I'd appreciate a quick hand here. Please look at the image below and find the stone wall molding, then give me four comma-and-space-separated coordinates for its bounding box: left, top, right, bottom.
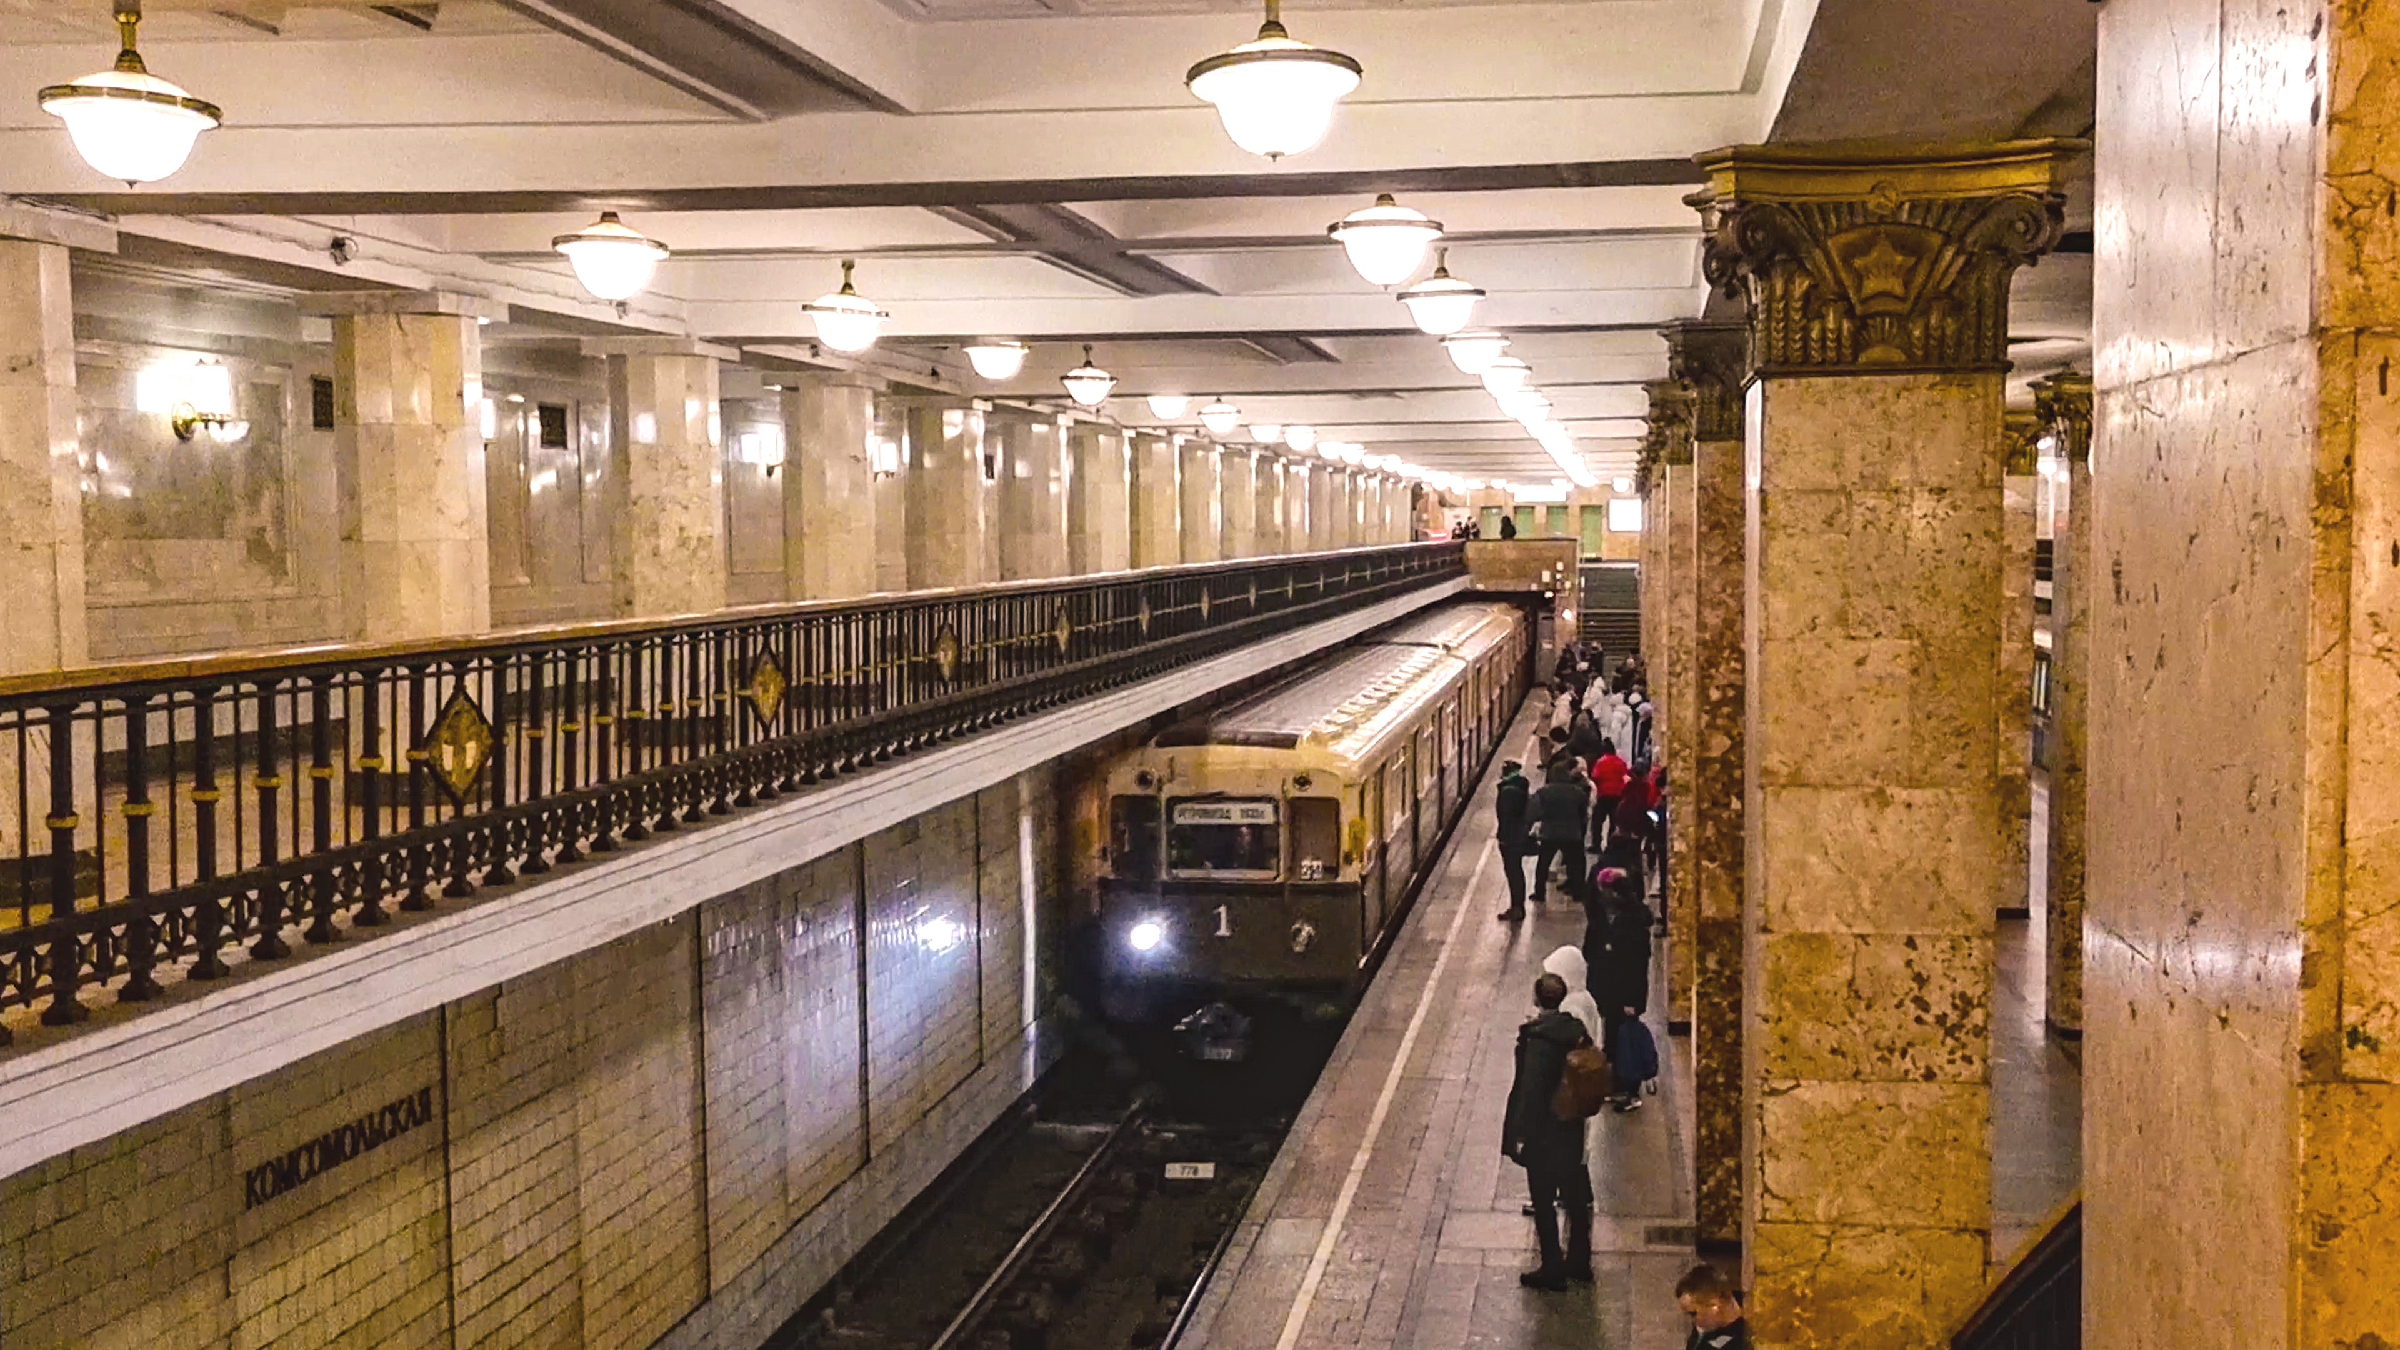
1689, 140, 2082, 377
1643, 378, 1694, 467
1663, 320, 1749, 442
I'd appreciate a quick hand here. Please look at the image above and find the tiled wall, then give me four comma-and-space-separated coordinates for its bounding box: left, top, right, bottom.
0, 769, 1066, 1350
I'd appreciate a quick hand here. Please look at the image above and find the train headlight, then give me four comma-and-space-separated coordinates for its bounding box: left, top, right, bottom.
1129, 920, 1165, 952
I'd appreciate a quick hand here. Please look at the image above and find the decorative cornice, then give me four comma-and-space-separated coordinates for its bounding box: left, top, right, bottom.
2032, 371, 2092, 464
1661, 320, 1748, 442
1687, 140, 2082, 378
2001, 410, 2042, 476
1642, 379, 1693, 467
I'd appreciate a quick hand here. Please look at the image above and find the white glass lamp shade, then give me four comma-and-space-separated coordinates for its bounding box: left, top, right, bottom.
1480, 356, 1532, 396
1441, 329, 1509, 375
551, 212, 669, 302
1504, 391, 1553, 424
802, 260, 889, 353
1061, 345, 1118, 407
1395, 249, 1485, 336
1283, 424, 1316, 451
1248, 423, 1284, 444
39, 16, 221, 186
1612, 476, 1634, 493
964, 341, 1030, 380
1200, 399, 1242, 436
1186, 7, 1362, 161
1147, 394, 1191, 419
1327, 194, 1442, 287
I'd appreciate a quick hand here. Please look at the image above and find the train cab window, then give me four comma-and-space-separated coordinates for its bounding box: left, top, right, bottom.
1111, 796, 1162, 881
1166, 798, 1281, 879
1290, 797, 1340, 882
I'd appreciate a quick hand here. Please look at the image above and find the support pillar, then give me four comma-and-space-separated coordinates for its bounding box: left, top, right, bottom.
319, 292, 496, 641
1067, 422, 1129, 575
996, 410, 1069, 581
1178, 438, 1221, 564
1128, 431, 1180, 568
1692, 141, 2074, 1346
1998, 411, 2042, 919
1254, 455, 1287, 555
1638, 457, 1664, 671
1654, 383, 1700, 1029
601, 342, 727, 617
0, 239, 88, 673
780, 373, 878, 600
1308, 464, 1337, 551
1220, 448, 1257, 558
905, 401, 992, 589
2035, 375, 2090, 1037
1666, 319, 1749, 1251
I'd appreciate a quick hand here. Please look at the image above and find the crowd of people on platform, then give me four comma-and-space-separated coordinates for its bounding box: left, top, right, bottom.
1489, 639, 1743, 1341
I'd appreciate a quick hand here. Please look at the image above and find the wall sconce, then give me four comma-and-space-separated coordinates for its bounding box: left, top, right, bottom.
871, 436, 902, 478
139, 356, 247, 442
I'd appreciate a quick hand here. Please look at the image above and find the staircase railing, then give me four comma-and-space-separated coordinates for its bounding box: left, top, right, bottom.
0, 543, 1464, 1041
1951, 1197, 2081, 1350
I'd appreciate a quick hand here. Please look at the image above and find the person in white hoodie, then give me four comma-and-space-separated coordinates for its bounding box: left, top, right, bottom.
1542, 946, 1604, 1047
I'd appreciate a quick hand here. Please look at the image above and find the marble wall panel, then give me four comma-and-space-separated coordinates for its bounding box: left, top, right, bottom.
873, 402, 911, 593
1066, 423, 1129, 576
724, 397, 787, 604
607, 353, 727, 619
1219, 448, 1257, 559
1128, 432, 1180, 569
2044, 451, 2091, 1034
1178, 441, 1221, 564
486, 372, 613, 628
334, 312, 490, 642
1666, 460, 1698, 1024
782, 377, 878, 601
1691, 434, 1746, 1247
996, 412, 1069, 582
1999, 470, 2037, 919
905, 403, 993, 590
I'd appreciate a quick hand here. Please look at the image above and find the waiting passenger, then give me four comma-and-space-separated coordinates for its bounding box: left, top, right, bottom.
1498, 513, 1519, 539
1674, 1264, 1750, 1349
1502, 972, 1595, 1290
1588, 738, 1629, 849
1566, 706, 1605, 767
1530, 762, 1590, 906
1584, 868, 1652, 1111
1495, 760, 1533, 922
1541, 946, 1604, 1045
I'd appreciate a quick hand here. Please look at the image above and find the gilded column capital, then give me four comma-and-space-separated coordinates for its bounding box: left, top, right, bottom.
1644, 379, 1694, 467
2002, 410, 2042, 476
1662, 320, 1748, 442
1687, 140, 2083, 377
2033, 371, 2093, 463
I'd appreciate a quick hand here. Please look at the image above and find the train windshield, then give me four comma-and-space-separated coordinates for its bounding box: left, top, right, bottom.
1111, 796, 1162, 881
1165, 799, 1281, 879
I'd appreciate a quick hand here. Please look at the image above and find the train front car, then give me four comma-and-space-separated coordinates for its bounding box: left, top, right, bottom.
1095, 603, 1527, 1023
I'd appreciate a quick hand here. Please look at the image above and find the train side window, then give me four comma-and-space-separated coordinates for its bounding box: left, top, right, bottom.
1385, 760, 1408, 834
1290, 797, 1340, 881
1110, 795, 1162, 881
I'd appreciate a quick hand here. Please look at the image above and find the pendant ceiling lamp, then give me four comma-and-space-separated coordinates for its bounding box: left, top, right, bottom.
1502, 390, 1553, 423
1480, 355, 1532, 396
39, 4, 221, 185
1327, 194, 1443, 287
1441, 329, 1509, 375
1395, 249, 1484, 336
551, 212, 669, 302
1186, 0, 1361, 160
1199, 399, 1242, 436
1147, 394, 1191, 419
1283, 424, 1316, 451
964, 340, 1030, 380
1249, 423, 1284, 444
1061, 345, 1118, 406
802, 260, 889, 353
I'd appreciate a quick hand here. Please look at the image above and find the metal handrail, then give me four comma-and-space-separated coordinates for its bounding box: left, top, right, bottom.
1949, 1195, 2081, 1350
0, 543, 1465, 1039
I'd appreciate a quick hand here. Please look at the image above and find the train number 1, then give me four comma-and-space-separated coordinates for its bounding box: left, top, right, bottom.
1214, 905, 1233, 938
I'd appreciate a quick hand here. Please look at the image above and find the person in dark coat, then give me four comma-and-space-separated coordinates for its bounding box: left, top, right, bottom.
1565, 709, 1604, 768
1583, 869, 1654, 1108
1530, 761, 1590, 906
1498, 513, 1519, 539
1494, 761, 1533, 921
1598, 769, 1650, 901
1502, 973, 1594, 1289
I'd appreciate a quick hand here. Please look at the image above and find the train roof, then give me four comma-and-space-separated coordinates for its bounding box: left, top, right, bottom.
1151, 602, 1519, 765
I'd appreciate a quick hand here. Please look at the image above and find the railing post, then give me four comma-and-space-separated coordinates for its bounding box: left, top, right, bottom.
39, 703, 88, 1025
556, 647, 588, 862
189, 685, 228, 979
356, 670, 390, 927
249, 680, 291, 961
120, 694, 163, 1001
305, 675, 339, 943
519, 653, 551, 875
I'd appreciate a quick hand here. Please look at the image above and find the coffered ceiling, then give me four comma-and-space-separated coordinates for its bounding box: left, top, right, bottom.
0, 0, 2098, 482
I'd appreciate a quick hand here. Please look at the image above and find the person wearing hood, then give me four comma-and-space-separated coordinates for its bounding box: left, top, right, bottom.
1542, 947, 1604, 1045
1503, 972, 1595, 1290
1495, 761, 1533, 921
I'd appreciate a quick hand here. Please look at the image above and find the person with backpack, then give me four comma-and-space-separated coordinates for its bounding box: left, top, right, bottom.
1503, 972, 1598, 1290
1585, 868, 1656, 1110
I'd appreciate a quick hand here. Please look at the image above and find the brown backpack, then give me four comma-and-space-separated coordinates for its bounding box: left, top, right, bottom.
1551, 1035, 1612, 1121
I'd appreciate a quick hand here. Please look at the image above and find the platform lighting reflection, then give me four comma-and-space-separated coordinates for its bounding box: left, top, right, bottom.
920, 916, 966, 952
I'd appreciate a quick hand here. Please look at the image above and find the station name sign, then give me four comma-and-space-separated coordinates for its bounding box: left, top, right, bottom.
243, 1085, 435, 1210
1172, 801, 1277, 826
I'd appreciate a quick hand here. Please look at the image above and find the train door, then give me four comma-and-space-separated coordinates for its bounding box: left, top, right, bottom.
1361, 773, 1386, 941
1384, 754, 1414, 890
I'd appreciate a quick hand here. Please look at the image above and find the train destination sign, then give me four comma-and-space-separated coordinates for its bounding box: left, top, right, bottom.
243, 1084, 436, 1210
1172, 801, 1277, 826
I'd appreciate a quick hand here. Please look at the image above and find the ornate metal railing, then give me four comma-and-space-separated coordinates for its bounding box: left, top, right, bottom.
0, 543, 1464, 1040
1951, 1199, 2080, 1350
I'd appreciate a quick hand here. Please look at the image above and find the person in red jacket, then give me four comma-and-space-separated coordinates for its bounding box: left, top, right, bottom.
1588, 740, 1628, 850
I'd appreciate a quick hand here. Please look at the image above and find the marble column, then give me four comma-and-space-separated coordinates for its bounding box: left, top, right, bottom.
0, 239, 88, 674
1637, 460, 1664, 672
780, 372, 879, 600
905, 401, 993, 589
1128, 431, 1180, 569
1662, 409, 1700, 1031
1253, 454, 1287, 556
1308, 465, 1338, 551
2035, 375, 2090, 1037
1178, 438, 1221, 564
1219, 447, 1257, 558
997, 410, 1069, 581
318, 291, 495, 642
2089, 3, 2400, 1338
1998, 411, 2042, 918
1691, 141, 2075, 1346
602, 342, 727, 618
1066, 422, 1128, 575
1666, 319, 1749, 1251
